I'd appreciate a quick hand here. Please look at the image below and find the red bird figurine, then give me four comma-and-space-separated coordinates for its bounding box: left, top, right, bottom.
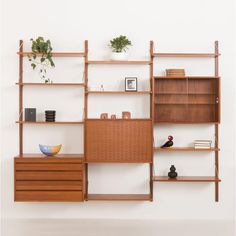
161, 135, 174, 148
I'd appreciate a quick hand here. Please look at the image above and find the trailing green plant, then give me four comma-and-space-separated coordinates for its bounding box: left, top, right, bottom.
28, 36, 55, 83
109, 35, 132, 53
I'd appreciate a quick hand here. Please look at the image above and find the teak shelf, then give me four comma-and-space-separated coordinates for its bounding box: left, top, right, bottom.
17, 52, 85, 57
15, 40, 220, 202
153, 147, 220, 152
16, 82, 85, 86
153, 176, 221, 182
87, 194, 151, 201
16, 121, 84, 125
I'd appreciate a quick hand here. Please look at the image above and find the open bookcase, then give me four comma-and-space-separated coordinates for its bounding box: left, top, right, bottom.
14, 40, 220, 202
152, 41, 221, 202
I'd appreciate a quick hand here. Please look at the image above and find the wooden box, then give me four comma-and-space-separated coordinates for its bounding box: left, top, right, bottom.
85, 119, 153, 163
14, 155, 84, 202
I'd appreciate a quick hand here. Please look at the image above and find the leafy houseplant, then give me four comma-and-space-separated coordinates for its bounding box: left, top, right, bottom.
109, 35, 132, 60
28, 37, 55, 83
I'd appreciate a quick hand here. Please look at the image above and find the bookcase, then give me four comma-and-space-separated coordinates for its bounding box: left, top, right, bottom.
14, 40, 220, 202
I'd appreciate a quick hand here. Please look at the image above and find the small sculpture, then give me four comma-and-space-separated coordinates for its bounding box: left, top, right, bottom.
122, 111, 131, 119
161, 135, 174, 148
100, 113, 108, 119
168, 165, 178, 178
111, 114, 116, 119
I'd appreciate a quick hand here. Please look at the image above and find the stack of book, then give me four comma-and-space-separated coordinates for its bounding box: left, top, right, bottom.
194, 140, 212, 149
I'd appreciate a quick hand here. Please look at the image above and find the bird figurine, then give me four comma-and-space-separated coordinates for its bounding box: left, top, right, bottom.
161, 135, 174, 148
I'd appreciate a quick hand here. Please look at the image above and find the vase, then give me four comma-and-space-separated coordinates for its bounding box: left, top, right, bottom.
111, 52, 127, 61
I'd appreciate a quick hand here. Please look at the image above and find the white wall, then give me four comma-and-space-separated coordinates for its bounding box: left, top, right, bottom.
1, 0, 235, 231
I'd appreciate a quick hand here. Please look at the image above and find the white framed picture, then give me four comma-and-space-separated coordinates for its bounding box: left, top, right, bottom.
125, 77, 137, 91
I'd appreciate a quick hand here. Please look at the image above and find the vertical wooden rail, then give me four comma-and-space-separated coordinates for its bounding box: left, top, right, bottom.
214, 41, 219, 202
84, 40, 89, 200
19, 40, 23, 156
149, 41, 154, 201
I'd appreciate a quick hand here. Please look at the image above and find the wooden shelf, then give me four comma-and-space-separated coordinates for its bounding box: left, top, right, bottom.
155, 76, 219, 80
155, 103, 216, 105
153, 53, 220, 58
154, 147, 220, 152
16, 82, 85, 86
87, 194, 151, 201
155, 93, 216, 95
17, 52, 85, 57
15, 153, 84, 159
87, 60, 151, 65
16, 121, 84, 125
86, 91, 151, 94
153, 176, 221, 182
86, 118, 152, 121
155, 121, 219, 124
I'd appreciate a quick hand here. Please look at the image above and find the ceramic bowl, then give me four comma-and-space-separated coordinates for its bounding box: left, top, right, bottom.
39, 144, 62, 156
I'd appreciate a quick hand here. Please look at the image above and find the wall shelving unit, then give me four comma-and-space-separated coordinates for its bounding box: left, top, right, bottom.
152, 41, 221, 202
84, 41, 154, 201
14, 40, 220, 202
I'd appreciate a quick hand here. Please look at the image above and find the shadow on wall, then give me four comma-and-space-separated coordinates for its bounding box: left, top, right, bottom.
1, 219, 234, 236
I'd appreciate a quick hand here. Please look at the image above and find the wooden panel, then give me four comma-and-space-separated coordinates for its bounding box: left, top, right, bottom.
154, 147, 220, 152
153, 176, 221, 182
155, 104, 187, 122
85, 119, 152, 163
16, 181, 82, 191
87, 194, 151, 201
15, 155, 83, 162
16, 163, 82, 171
15, 191, 83, 202
16, 171, 82, 181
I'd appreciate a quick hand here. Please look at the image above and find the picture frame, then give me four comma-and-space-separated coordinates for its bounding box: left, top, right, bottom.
125, 77, 137, 91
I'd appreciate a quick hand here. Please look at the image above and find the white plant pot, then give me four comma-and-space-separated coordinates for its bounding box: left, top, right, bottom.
111, 52, 127, 61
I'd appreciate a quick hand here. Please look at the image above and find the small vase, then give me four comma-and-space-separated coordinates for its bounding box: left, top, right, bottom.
111, 52, 127, 61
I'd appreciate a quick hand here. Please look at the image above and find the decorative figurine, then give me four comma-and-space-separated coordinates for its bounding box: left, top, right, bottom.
111, 114, 117, 119
122, 111, 131, 119
168, 165, 178, 178
100, 113, 108, 119
161, 135, 174, 148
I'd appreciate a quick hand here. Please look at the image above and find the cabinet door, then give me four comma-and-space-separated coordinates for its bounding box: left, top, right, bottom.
85, 119, 153, 163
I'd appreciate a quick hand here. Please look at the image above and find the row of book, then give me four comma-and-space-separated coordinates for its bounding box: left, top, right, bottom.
194, 140, 212, 149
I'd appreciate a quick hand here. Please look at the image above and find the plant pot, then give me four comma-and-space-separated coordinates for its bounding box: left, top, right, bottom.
111, 52, 127, 61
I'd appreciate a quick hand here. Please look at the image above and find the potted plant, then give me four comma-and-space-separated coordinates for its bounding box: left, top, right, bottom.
28, 36, 55, 83
109, 35, 132, 60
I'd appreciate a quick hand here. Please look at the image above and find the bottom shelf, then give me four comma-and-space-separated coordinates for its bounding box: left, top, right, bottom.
87, 194, 152, 201
153, 176, 221, 182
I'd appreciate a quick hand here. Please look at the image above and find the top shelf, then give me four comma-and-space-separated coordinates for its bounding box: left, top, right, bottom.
17, 52, 85, 57
155, 76, 220, 80
153, 53, 220, 58
87, 60, 152, 65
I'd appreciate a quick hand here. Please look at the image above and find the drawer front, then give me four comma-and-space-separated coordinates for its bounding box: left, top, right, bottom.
14, 158, 84, 202
16, 181, 82, 191
16, 163, 83, 171
15, 191, 83, 202
15, 171, 83, 181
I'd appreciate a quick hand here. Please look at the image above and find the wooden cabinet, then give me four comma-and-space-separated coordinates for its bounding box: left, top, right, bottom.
154, 77, 220, 123
85, 119, 153, 163
14, 155, 84, 202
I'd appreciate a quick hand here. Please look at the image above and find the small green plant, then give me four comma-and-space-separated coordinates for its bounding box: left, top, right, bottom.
109, 35, 132, 53
28, 37, 55, 83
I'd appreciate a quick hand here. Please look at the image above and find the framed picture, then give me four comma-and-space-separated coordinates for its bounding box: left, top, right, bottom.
125, 77, 137, 91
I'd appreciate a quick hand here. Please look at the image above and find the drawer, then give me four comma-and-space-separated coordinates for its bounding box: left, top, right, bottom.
15, 171, 83, 181
15, 191, 83, 202
16, 181, 82, 191
15, 163, 82, 171
14, 157, 84, 202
